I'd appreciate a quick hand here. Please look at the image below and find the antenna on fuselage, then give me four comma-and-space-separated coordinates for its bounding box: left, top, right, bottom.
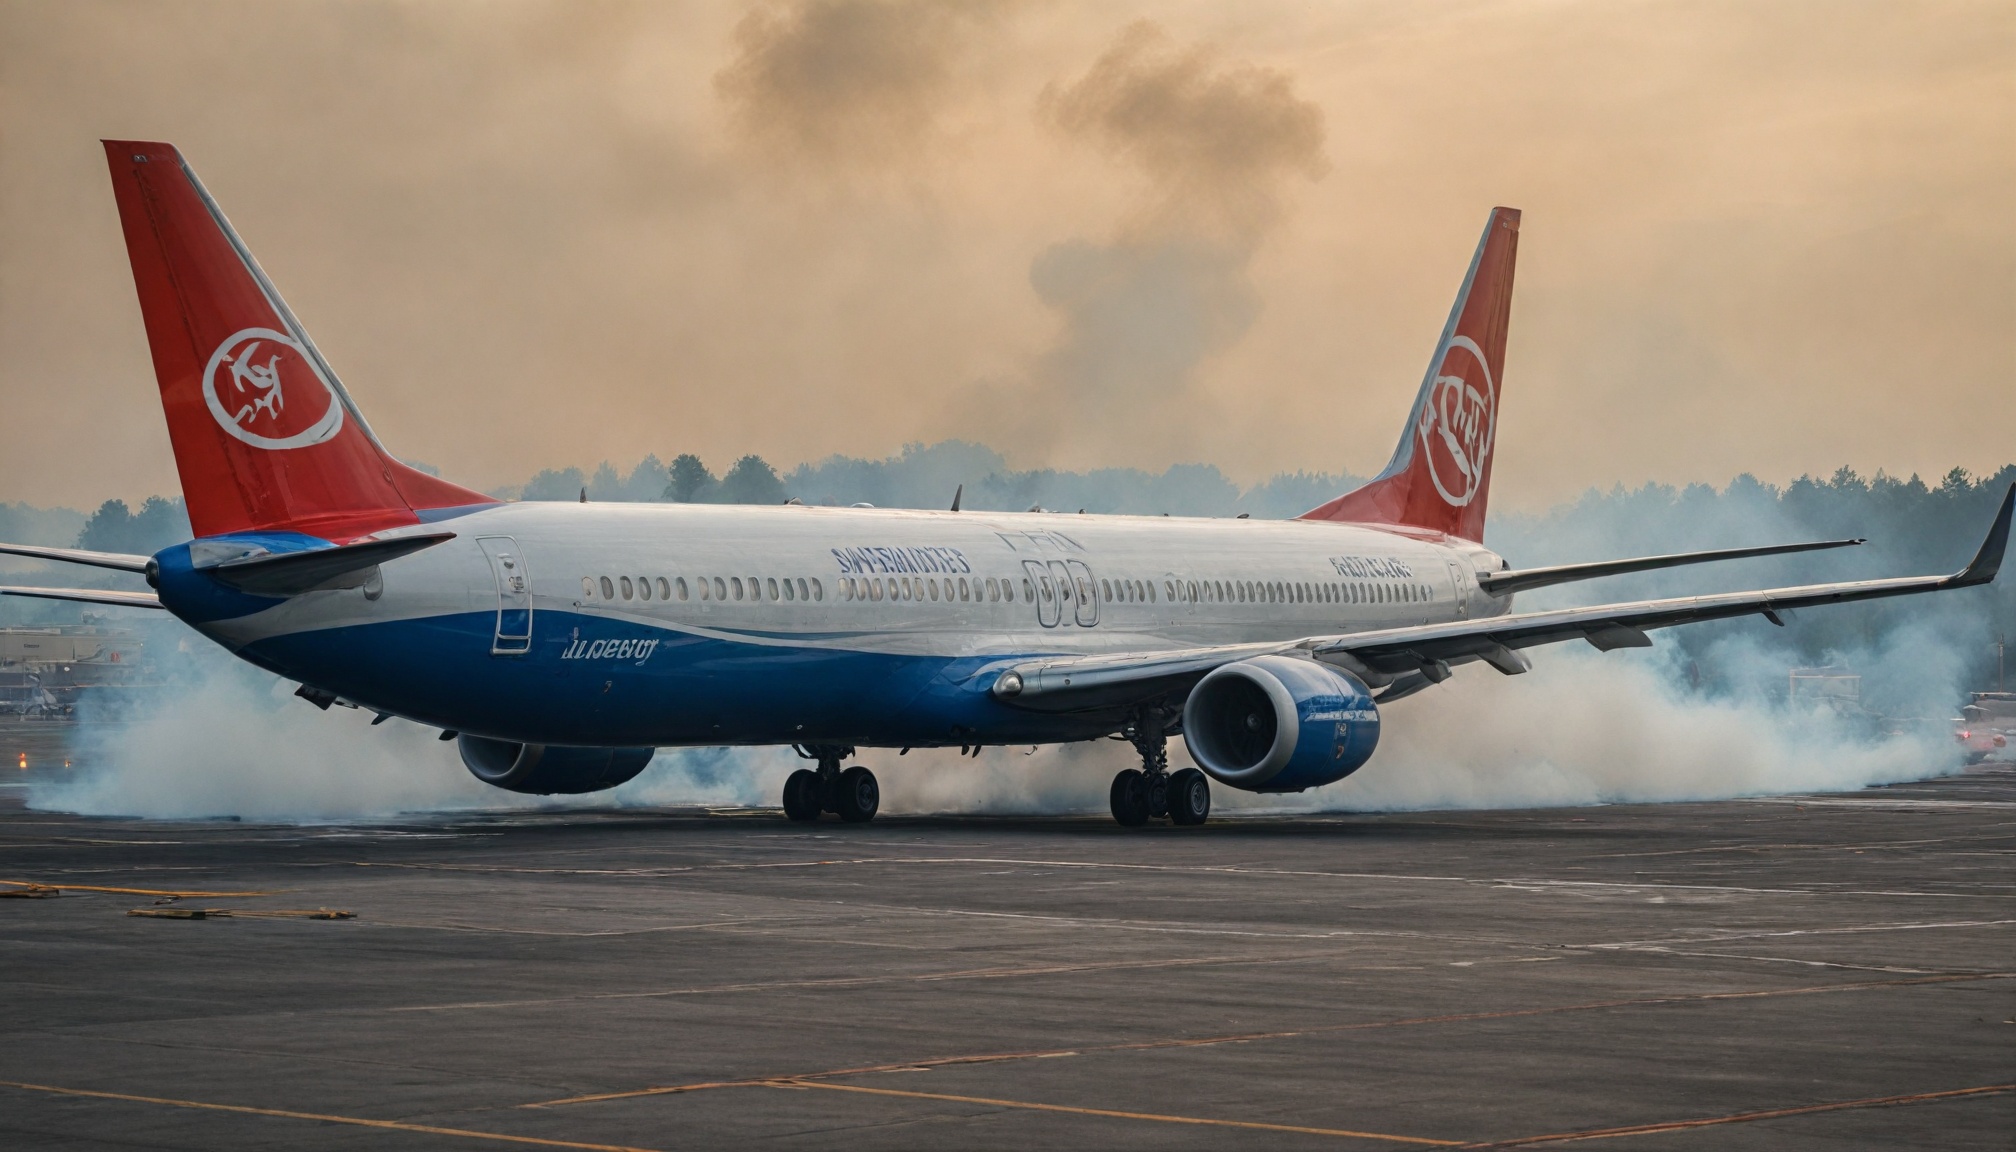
950, 484, 963, 512
578, 487, 587, 503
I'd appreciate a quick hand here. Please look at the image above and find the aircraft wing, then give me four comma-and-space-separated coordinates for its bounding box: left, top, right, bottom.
1475, 537, 1864, 596
0, 586, 164, 609
994, 483, 2012, 713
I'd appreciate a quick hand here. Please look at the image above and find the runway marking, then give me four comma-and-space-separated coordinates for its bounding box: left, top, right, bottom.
1464, 1082, 2016, 1147
768, 1079, 1462, 1146
1583, 918, 2016, 949
528, 972, 2013, 1108
388, 953, 1269, 1012
0, 1079, 657, 1151
351, 856, 2016, 901
0, 879, 274, 898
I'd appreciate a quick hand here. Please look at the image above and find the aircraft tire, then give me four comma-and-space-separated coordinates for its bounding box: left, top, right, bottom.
836, 765, 880, 823
782, 769, 822, 822
1109, 769, 1150, 827
1167, 768, 1211, 826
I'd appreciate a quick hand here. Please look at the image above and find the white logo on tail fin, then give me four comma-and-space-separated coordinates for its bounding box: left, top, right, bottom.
1415, 335, 1495, 508
202, 327, 344, 450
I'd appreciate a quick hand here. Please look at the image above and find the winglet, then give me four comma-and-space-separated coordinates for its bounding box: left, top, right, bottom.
1950, 483, 2014, 587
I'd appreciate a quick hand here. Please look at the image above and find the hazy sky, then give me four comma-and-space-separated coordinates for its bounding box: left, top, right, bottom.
2, 0, 2011, 511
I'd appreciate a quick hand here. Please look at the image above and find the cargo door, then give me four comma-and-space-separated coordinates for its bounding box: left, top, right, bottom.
478, 536, 533, 654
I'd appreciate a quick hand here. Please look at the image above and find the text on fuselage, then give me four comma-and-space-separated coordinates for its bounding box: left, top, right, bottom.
831, 545, 973, 575
561, 637, 659, 664
1329, 555, 1417, 579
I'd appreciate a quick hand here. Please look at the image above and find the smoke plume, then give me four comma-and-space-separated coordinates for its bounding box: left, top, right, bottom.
967, 22, 1327, 459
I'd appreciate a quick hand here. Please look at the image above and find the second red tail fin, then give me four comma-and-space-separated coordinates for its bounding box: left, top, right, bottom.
1300, 207, 1519, 542
103, 141, 494, 542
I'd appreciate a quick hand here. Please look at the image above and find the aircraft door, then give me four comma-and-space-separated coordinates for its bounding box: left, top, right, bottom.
1023, 560, 1062, 628
478, 536, 534, 654
1065, 559, 1099, 627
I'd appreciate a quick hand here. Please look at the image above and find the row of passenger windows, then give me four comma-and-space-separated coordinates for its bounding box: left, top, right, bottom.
580, 571, 1433, 608
583, 574, 825, 603
1140, 578, 1435, 606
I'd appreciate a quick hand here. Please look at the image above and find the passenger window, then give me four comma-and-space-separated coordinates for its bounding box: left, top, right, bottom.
841, 579, 854, 601
600, 576, 615, 599
581, 577, 594, 599
767, 577, 779, 601
699, 578, 711, 601
1020, 578, 1034, 602
643, 577, 657, 601
782, 578, 795, 601
1100, 578, 1111, 601
676, 577, 689, 601
929, 579, 940, 601
810, 578, 823, 601
798, 578, 810, 601
870, 579, 883, 601
959, 577, 970, 601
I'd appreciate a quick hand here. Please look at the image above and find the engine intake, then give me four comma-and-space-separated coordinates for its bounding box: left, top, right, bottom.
1181, 655, 1380, 792
458, 735, 654, 795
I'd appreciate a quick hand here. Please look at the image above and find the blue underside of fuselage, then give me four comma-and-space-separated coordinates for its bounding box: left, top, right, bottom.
235, 610, 1104, 749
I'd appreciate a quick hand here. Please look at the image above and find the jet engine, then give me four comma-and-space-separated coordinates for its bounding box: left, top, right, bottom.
457, 735, 654, 795
1181, 655, 1380, 793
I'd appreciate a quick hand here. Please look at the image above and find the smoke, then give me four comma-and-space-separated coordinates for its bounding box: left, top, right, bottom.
21, 617, 1961, 825
29, 655, 797, 822
715, 0, 1003, 168
966, 22, 1327, 459
868, 642, 1957, 818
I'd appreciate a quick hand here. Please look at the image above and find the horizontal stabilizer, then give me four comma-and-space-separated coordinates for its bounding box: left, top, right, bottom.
207, 532, 454, 595
0, 542, 151, 574
0, 586, 162, 609
1476, 538, 1865, 596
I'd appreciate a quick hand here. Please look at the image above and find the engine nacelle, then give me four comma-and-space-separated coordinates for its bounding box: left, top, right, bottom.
458, 735, 654, 795
1181, 655, 1380, 793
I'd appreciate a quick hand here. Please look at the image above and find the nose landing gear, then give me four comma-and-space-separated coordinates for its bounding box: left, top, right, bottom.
1110, 713, 1209, 827
784, 745, 879, 823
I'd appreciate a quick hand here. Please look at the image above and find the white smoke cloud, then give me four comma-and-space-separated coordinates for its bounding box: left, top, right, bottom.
29, 621, 1961, 824
29, 658, 798, 822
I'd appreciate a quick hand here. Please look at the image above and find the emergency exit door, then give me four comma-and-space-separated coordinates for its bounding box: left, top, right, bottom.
478, 536, 533, 654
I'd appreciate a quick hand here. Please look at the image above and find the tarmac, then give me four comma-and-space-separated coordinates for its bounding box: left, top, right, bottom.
0, 762, 2011, 1150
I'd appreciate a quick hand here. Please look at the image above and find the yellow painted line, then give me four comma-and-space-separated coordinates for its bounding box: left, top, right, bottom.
774, 1080, 1460, 1145
0, 1080, 657, 1152
1, 879, 275, 898
1468, 1083, 2016, 1147
532, 972, 2016, 1108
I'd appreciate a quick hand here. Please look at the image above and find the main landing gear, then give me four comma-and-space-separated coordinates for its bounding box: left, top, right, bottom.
1110, 714, 1210, 827
784, 745, 879, 824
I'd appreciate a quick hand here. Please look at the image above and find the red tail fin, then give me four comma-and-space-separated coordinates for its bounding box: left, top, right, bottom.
103, 141, 494, 542
1300, 207, 1520, 542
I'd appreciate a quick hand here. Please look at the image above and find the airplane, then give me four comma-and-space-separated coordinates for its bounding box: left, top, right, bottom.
2, 139, 2008, 827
